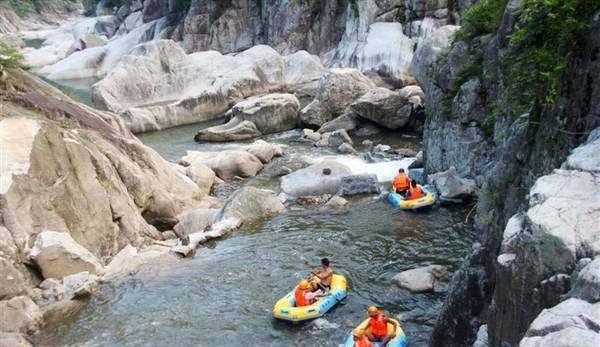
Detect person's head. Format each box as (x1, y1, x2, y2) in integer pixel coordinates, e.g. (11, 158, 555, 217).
(368, 305, 379, 317)
(299, 279, 310, 290)
(398, 168, 405, 173)
(411, 179, 417, 187)
(353, 328, 365, 340)
(321, 258, 330, 268)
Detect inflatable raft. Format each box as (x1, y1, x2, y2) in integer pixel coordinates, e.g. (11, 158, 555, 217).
(273, 274, 347, 322)
(342, 318, 407, 347)
(388, 186, 436, 210)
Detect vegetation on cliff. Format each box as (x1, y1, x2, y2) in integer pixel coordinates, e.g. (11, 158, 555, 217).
(0, 42, 24, 68)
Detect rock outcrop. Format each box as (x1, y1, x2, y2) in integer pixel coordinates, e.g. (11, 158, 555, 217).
(392, 265, 449, 293)
(299, 68, 376, 128)
(195, 93, 300, 142)
(428, 166, 476, 200)
(349, 86, 424, 130)
(519, 299, 600, 347)
(29, 231, 104, 279)
(0, 69, 207, 335)
(424, 2, 600, 346)
(281, 160, 352, 197)
(92, 41, 323, 132)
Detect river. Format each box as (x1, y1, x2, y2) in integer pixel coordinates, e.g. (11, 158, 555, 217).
(37, 80, 475, 347)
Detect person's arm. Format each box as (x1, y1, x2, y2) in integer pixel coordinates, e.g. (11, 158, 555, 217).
(387, 317, 399, 332)
(311, 271, 324, 280)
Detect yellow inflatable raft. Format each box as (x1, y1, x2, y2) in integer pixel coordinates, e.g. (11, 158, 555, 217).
(343, 318, 407, 347)
(273, 274, 347, 322)
(388, 186, 436, 210)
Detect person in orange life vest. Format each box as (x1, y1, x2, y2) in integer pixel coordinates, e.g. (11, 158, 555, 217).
(405, 179, 424, 200)
(352, 328, 373, 347)
(365, 306, 398, 345)
(294, 279, 324, 307)
(392, 168, 410, 194)
(310, 258, 334, 291)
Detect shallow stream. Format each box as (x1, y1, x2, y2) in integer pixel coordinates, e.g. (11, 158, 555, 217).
(38, 80, 475, 347)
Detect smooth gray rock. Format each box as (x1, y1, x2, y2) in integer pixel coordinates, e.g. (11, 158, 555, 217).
(195, 94, 300, 142)
(519, 298, 600, 347)
(428, 167, 476, 200)
(299, 68, 376, 127)
(408, 168, 426, 184)
(173, 208, 219, 239)
(217, 187, 285, 224)
(340, 175, 380, 196)
(29, 231, 104, 280)
(181, 150, 264, 181)
(350, 87, 417, 129)
(392, 265, 449, 293)
(565, 128, 600, 172)
(570, 257, 600, 302)
(281, 160, 352, 197)
(318, 113, 358, 134)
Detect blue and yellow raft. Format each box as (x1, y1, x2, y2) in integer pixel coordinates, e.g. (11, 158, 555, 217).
(273, 274, 347, 322)
(388, 186, 436, 210)
(342, 318, 407, 347)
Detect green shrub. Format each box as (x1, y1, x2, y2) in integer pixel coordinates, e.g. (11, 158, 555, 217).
(7, 0, 34, 17)
(0, 42, 24, 68)
(454, 0, 509, 42)
(502, 0, 600, 116)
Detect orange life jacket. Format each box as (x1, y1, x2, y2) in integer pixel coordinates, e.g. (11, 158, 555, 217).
(368, 313, 388, 336)
(353, 336, 372, 347)
(294, 288, 313, 307)
(408, 185, 423, 200)
(393, 173, 410, 191)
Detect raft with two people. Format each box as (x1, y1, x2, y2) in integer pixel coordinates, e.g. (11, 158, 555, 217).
(273, 274, 347, 322)
(388, 168, 436, 210)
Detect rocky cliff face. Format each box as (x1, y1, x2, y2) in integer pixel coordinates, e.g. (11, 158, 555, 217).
(0, 67, 208, 336)
(412, 0, 600, 346)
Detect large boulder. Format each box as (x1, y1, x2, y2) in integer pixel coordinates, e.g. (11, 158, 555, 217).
(0, 296, 42, 334)
(29, 231, 104, 279)
(217, 187, 285, 224)
(340, 175, 381, 196)
(92, 40, 322, 133)
(317, 113, 358, 134)
(299, 68, 376, 127)
(392, 265, 449, 293)
(565, 128, 600, 172)
(349, 87, 416, 129)
(281, 160, 352, 196)
(193, 120, 261, 142)
(244, 140, 279, 164)
(428, 166, 476, 200)
(0, 257, 25, 300)
(185, 161, 216, 196)
(195, 93, 300, 142)
(519, 299, 600, 347)
(1, 69, 205, 307)
(570, 257, 600, 302)
(41, 20, 165, 81)
(173, 208, 219, 239)
(181, 150, 264, 180)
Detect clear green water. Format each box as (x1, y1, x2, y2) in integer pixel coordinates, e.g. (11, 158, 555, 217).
(23, 38, 45, 49)
(39, 122, 474, 347)
(39, 76, 99, 107)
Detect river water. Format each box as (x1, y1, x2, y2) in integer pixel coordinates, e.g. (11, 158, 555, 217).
(38, 81, 475, 347)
